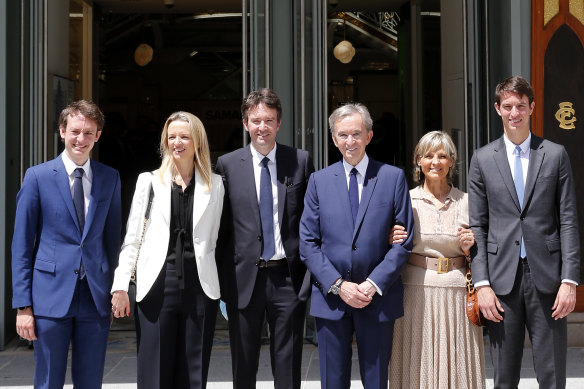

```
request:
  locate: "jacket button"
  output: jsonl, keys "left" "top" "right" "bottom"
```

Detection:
{"left": 520, "top": 217, "right": 524, "bottom": 221}
{"left": 515, "top": 240, "right": 520, "bottom": 245}
{"left": 257, "top": 235, "right": 262, "bottom": 241}
{"left": 352, "top": 245, "right": 357, "bottom": 251}
{"left": 80, "top": 243, "right": 84, "bottom": 248}
{"left": 74, "top": 269, "right": 79, "bottom": 274}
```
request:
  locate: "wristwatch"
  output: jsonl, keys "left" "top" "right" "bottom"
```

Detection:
{"left": 17, "top": 306, "right": 31, "bottom": 311}
{"left": 328, "top": 278, "right": 344, "bottom": 295}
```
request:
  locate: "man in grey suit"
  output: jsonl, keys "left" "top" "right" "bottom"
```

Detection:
{"left": 469, "top": 76, "right": 580, "bottom": 388}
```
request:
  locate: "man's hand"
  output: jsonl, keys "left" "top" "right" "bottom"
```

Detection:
{"left": 357, "top": 280, "right": 377, "bottom": 298}
{"left": 16, "top": 307, "right": 37, "bottom": 341}
{"left": 552, "top": 283, "right": 577, "bottom": 320}
{"left": 477, "top": 285, "right": 504, "bottom": 322}
{"left": 339, "top": 281, "right": 372, "bottom": 308}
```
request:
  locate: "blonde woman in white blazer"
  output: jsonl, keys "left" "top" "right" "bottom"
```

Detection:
{"left": 111, "top": 112, "right": 224, "bottom": 389}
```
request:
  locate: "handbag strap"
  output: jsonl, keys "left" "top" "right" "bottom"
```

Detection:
{"left": 130, "top": 173, "right": 155, "bottom": 282}
{"left": 464, "top": 255, "right": 476, "bottom": 294}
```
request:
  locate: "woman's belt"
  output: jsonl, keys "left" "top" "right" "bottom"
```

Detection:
{"left": 408, "top": 253, "right": 466, "bottom": 273}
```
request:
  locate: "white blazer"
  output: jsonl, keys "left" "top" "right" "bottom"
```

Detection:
{"left": 111, "top": 168, "right": 224, "bottom": 301}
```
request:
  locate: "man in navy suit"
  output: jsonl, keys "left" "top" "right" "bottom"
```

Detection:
{"left": 300, "top": 103, "right": 413, "bottom": 389}
{"left": 216, "top": 89, "right": 314, "bottom": 389}
{"left": 12, "top": 100, "right": 122, "bottom": 389}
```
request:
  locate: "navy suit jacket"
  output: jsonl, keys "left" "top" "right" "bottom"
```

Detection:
{"left": 300, "top": 158, "right": 413, "bottom": 322}
{"left": 12, "top": 155, "right": 122, "bottom": 317}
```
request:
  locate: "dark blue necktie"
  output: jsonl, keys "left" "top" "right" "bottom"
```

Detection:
{"left": 349, "top": 168, "right": 359, "bottom": 225}
{"left": 513, "top": 146, "right": 526, "bottom": 258}
{"left": 73, "top": 168, "right": 85, "bottom": 232}
{"left": 259, "top": 157, "right": 275, "bottom": 261}
{"left": 73, "top": 168, "right": 86, "bottom": 278}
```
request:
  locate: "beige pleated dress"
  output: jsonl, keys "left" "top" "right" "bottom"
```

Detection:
{"left": 389, "top": 186, "right": 485, "bottom": 389}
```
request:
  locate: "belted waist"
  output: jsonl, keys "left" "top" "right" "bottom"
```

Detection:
{"left": 256, "top": 258, "right": 287, "bottom": 268}
{"left": 408, "top": 253, "right": 466, "bottom": 273}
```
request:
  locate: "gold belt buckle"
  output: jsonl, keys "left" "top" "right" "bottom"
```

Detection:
{"left": 437, "top": 257, "right": 450, "bottom": 274}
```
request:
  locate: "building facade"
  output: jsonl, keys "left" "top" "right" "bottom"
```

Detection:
{"left": 1, "top": 0, "right": 582, "bottom": 348}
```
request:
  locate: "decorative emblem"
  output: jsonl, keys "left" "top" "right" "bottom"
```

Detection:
{"left": 555, "top": 102, "right": 577, "bottom": 130}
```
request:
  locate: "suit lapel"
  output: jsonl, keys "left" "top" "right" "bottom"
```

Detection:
{"left": 241, "top": 146, "right": 262, "bottom": 229}
{"left": 157, "top": 171, "right": 172, "bottom": 227}
{"left": 54, "top": 156, "right": 82, "bottom": 233}
{"left": 332, "top": 162, "right": 354, "bottom": 230}
{"left": 523, "top": 135, "right": 544, "bottom": 211}
{"left": 493, "top": 137, "right": 521, "bottom": 212}
{"left": 275, "top": 145, "right": 287, "bottom": 229}
{"left": 192, "top": 168, "right": 211, "bottom": 229}
{"left": 353, "top": 160, "right": 378, "bottom": 240}
{"left": 84, "top": 160, "right": 102, "bottom": 238}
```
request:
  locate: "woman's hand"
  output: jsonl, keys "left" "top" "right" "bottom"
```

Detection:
{"left": 457, "top": 227, "right": 475, "bottom": 255}
{"left": 389, "top": 225, "right": 407, "bottom": 245}
{"left": 111, "top": 290, "right": 131, "bottom": 318}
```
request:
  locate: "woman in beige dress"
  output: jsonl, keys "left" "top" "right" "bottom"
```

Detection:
{"left": 389, "top": 131, "right": 485, "bottom": 388}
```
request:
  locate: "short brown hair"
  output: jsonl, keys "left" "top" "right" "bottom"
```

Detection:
{"left": 241, "top": 88, "right": 282, "bottom": 123}
{"left": 494, "top": 76, "right": 534, "bottom": 105}
{"left": 58, "top": 100, "right": 105, "bottom": 131}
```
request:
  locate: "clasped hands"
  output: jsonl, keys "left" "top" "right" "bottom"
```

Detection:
{"left": 339, "top": 280, "right": 376, "bottom": 309}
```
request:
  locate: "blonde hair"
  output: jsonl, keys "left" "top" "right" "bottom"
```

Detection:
{"left": 158, "top": 111, "right": 213, "bottom": 191}
{"left": 412, "top": 131, "right": 457, "bottom": 184}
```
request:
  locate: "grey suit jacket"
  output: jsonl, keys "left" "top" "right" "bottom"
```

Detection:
{"left": 468, "top": 134, "right": 580, "bottom": 295}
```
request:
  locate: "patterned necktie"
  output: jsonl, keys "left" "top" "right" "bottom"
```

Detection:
{"left": 349, "top": 168, "right": 359, "bottom": 225}
{"left": 73, "top": 168, "right": 86, "bottom": 278}
{"left": 259, "top": 157, "right": 275, "bottom": 260}
{"left": 513, "top": 146, "right": 526, "bottom": 258}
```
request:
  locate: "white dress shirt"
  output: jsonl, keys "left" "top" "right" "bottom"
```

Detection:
{"left": 250, "top": 143, "right": 286, "bottom": 261}
{"left": 341, "top": 154, "right": 382, "bottom": 295}
{"left": 61, "top": 152, "right": 92, "bottom": 217}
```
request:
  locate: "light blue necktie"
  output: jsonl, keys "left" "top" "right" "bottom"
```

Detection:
{"left": 513, "top": 146, "right": 527, "bottom": 258}
{"left": 259, "top": 157, "right": 275, "bottom": 261}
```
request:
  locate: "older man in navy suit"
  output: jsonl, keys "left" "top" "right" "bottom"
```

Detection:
{"left": 12, "top": 100, "right": 122, "bottom": 389}
{"left": 300, "top": 103, "right": 413, "bottom": 389}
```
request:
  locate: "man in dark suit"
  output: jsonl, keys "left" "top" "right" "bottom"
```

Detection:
{"left": 469, "top": 76, "right": 580, "bottom": 389}
{"left": 216, "top": 88, "right": 314, "bottom": 389}
{"left": 12, "top": 100, "right": 122, "bottom": 389}
{"left": 299, "top": 103, "right": 413, "bottom": 389}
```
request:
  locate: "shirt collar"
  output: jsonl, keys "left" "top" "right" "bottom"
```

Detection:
{"left": 503, "top": 132, "right": 531, "bottom": 156}
{"left": 61, "top": 152, "right": 91, "bottom": 179}
{"left": 250, "top": 142, "right": 277, "bottom": 165}
{"left": 342, "top": 153, "right": 369, "bottom": 178}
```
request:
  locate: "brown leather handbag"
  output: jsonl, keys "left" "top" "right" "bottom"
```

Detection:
{"left": 465, "top": 256, "right": 484, "bottom": 327}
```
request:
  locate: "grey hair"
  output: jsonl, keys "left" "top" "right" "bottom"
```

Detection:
{"left": 328, "top": 103, "right": 373, "bottom": 134}
{"left": 413, "top": 131, "right": 458, "bottom": 183}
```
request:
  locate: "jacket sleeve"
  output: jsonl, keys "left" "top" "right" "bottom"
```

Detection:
{"left": 557, "top": 146, "right": 581, "bottom": 283}
{"left": 111, "top": 172, "right": 152, "bottom": 293}
{"left": 299, "top": 174, "right": 343, "bottom": 296}
{"left": 468, "top": 152, "right": 490, "bottom": 284}
{"left": 367, "top": 169, "right": 414, "bottom": 293}
{"left": 11, "top": 168, "right": 41, "bottom": 308}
